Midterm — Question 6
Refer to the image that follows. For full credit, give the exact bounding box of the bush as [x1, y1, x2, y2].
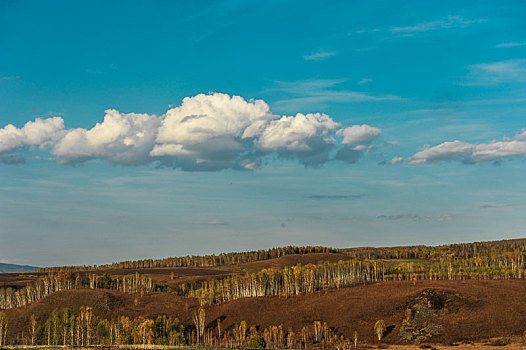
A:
[246, 335, 266, 349]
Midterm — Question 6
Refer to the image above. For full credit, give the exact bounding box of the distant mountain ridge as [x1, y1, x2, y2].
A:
[0, 263, 38, 273]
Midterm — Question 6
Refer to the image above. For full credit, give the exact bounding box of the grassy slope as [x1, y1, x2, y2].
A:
[5, 279, 526, 344]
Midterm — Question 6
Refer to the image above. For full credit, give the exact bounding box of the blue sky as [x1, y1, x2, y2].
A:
[1, 0, 526, 266]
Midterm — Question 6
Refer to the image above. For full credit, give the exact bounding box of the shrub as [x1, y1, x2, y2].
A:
[246, 335, 266, 349]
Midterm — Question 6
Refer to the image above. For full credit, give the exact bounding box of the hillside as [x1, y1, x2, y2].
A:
[4, 279, 526, 345]
[1, 239, 526, 348]
[0, 263, 38, 273]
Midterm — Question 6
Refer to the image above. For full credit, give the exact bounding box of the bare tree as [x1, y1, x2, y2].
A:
[374, 320, 385, 341]
[193, 308, 206, 344]
[0, 312, 7, 346]
[30, 314, 37, 345]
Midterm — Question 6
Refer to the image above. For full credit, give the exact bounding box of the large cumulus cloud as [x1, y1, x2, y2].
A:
[0, 117, 64, 153]
[52, 110, 161, 165]
[0, 93, 385, 170]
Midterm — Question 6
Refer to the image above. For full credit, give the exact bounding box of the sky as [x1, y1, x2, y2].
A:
[1, 0, 526, 267]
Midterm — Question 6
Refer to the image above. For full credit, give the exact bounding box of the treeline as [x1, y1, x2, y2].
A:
[0, 272, 155, 309]
[4, 239, 526, 310]
[1, 307, 356, 349]
[188, 260, 385, 305]
[37, 246, 337, 273]
[185, 257, 526, 305]
[384, 260, 525, 281]
[344, 238, 526, 269]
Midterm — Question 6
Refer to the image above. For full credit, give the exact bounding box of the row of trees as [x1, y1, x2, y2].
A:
[37, 246, 337, 273]
[3, 239, 526, 310]
[344, 238, 526, 273]
[3, 256, 525, 310]
[184, 256, 526, 305]
[0, 272, 155, 310]
[2, 307, 370, 349]
[188, 260, 385, 304]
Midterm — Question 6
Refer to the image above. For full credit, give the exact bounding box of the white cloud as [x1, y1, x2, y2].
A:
[151, 93, 274, 170]
[337, 124, 381, 144]
[0, 117, 64, 154]
[391, 156, 403, 164]
[257, 113, 339, 151]
[53, 109, 160, 165]
[304, 51, 337, 61]
[377, 213, 452, 221]
[495, 42, 526, 48]
[391, 16, 486, 34]
[272, 79, 402, 111]
[408, 141, 474, 164]
[471, 140, 526, 162]
[515, 129, 526, 140]
[0, 93, 386, 170]
[407, 130, 526, 164]
[466, 59, 526, 85]
[156, 93, 273, 146]
[357, 78, 372, 85]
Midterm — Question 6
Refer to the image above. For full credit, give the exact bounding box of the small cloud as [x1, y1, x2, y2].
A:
[408, 130, 526, 165]
[390, 156, 403, 164]
[495, 42, 526, 48]
[304, 51, 337, 61]
[0, 76, 20, 81]
[190, 219, 230, 226]
[337, 124, 381, 144]
[391, 16, 486, 35]
[377, 213, 451, 221]
[465, 59, 526, 85]
[272, 78, 402, 111]
[357, 78, 372, 85]
[478, 203, 513, 209]
[307, 194, 364, 200]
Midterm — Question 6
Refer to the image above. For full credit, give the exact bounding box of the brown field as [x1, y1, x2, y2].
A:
[235, 252, 354, 272]
[0, 272, 46, 289]
[5, 279, 526, 346]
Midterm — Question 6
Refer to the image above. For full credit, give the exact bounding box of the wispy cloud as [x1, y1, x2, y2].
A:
[0, 76, 20, 81]
[307, 194, 364, 200]
[377, 213, 452, 221]
[495, 42, 526, 48]
[478, 203, 513, 209]
[272, 79, 402, 111]
[464, 59, 526, 85]
[391, 15, 487, 35]
[304, 51, 338, 61]
[357, 78, 372, 85]
[390, 156, 403, 164]
[190, 219, 230, 226]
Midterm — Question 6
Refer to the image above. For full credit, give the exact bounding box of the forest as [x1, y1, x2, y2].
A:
[0, 306, 348, 349]
[0, 239, 525, 347]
